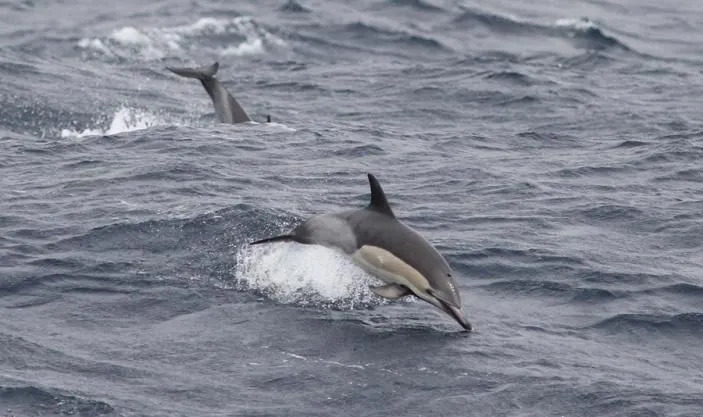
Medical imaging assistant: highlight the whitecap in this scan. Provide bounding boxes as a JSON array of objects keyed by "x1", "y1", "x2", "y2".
[
  {"x1": 554, "y1": 17, "x2": 598, "y2": 31},
  {"x1": 77, "y1": 16, "x2": 285, "y2": 61}
]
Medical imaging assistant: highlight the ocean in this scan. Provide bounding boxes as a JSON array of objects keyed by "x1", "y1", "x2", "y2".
[{"x1": 1, "y1": 0, "x2": 702, "y2": 416}]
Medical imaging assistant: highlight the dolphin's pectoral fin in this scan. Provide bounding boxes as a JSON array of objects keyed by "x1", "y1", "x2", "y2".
[{"x1": 369, "y1": 283, "x2": 412, "y2": 299}]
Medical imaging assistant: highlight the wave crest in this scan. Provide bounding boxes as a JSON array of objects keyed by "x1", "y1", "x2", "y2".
[{"x1": 77, "y1": 16, "x2": 286, "y2": 61}]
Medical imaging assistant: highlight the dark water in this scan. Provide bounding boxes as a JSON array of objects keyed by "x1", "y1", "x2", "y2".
[{"x1": 1, "y1": 0, "x2": 702, "y2": 416}]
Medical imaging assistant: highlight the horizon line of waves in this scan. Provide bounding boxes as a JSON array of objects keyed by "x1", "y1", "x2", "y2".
[{"x1": 76, "y1": 16, "x2": 286, "y2": 61}]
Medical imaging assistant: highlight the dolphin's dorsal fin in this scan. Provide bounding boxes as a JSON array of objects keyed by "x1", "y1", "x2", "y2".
[{"x1": 367, "y1": 173, "x2": 395, "y2": 217}]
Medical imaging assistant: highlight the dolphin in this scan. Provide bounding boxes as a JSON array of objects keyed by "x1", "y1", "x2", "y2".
[
  {"x1": 166, "y1": 62, "x2": 252, "y2": 124},
  {"x1": 250, "y1": 173, "x2": 471, "y2": 331}
]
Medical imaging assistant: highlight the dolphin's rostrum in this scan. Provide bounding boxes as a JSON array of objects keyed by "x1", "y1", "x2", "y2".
[
  {"x1": 251, "y1": 174, "x2": 472, "y2": 331},
  {"x1": 167, "y1": 62, "x2": 252, "y2": 124}
]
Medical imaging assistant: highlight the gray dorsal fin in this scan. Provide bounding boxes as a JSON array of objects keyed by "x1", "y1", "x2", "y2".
[{"x1": 366, "y1": 173, "x2": 395, "y2": 217}]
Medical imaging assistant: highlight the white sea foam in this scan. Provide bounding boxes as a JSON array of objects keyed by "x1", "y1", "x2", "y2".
[
  {"x1": 77, "y1": 16, "x2": 285, "y2": 60},
  {"x1": 60, "y1": 106, "x2": 161, "y2": 138},
  {"x1": 257, "y1": 121, "x2": 297, "y2": 132},
  {"x1": 221, "y1": 38, "x2": 265, "y2": 56},
  {"x1": 555, "y1": 17, "x2": 598, "y2": 31},
  {"x1": 234, "y1": 242, "x2": 382, "y2": 310},
  {"x1": 110, "y1": 26, "x2": 151, "y2": 45}
]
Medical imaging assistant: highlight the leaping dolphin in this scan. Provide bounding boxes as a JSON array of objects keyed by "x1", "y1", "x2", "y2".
[
  {"x1": 250, "y1": 174, "x2": 472, "y2": 331},
  {"x1": 166, "y1": 62, "x2": 252, "y2": 124}
]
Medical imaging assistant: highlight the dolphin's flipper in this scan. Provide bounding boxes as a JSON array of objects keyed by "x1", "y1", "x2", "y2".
[
  {"x1": 167, "y1": 61, "x2": 251, "y2": 124},
  {"x1": 369, "y1": 283, "x2": 412, "y2": 299}
]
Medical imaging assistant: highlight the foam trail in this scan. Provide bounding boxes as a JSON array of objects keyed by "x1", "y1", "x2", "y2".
[{"x1": 233, "y1": 242, "x2": 383, "y2": 310}]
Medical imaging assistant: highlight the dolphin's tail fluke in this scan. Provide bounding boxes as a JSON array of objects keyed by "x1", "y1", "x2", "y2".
[
  {"x1": 249, "y1": 234, "x2": 298, "y2": 245},
  {"x1": 166, "y1": 62, "x2": 219, "y2": 80}
]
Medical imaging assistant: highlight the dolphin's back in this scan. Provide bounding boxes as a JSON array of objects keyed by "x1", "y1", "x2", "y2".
[{"x1": 167, "y1": 62, "x2": 251, "y2": 124}]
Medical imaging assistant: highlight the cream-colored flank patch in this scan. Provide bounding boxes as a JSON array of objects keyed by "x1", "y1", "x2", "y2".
[{"x1": 352, "y1": 245, "x2": 431, "y2": 297}]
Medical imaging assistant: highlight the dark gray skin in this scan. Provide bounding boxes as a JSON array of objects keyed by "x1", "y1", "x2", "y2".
[
  {"x1": 251, "y1": 174, "x2": 471, "y2": 331},
  {"x1": 166, "y1": 62, "x2": 251, "y2": 124}
]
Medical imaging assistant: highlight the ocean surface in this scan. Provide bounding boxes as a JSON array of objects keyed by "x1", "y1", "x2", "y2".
[{"x1": 1, "y1": 0, "x2": 702, "y2": 416}]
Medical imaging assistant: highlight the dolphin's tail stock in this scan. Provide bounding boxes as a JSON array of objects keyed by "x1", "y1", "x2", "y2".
[
  {"x1": 166, "y1": 62, "x2": 219, "y2": 81},
  {"x1": 166, "y1": 61, "x2": 251, "y2": 124}
]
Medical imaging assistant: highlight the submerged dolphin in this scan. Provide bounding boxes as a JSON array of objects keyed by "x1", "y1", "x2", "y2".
[
  {"x1": 250, "y1": 174, "x2": 471, "y2": 331},
  {"x1": 166, "y1": 62, "x2": 252, "y2": 124}
]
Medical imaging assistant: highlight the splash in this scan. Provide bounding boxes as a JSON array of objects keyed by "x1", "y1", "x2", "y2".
[
  {"x1": 233, "y1": 242, "x2": 383, "y2": 310},
  {"x1": 60, "y1": 106, "x2": 162, "y2": 138},
  {"x1": 77, "y1": 16, "x2": 286, "y2": 61}
]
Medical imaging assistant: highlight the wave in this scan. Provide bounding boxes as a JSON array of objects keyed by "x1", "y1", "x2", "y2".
[
  {"x1": 482, "y1": 70, "x2": 538, "y2": 86},
  {"x1": 576, "y1": 204, "x2": 645, "y2": 222},
  {"x1": 77, "y1": 16, "x2": 286, "y2": 61},
  {"x1": 481, "y1": 279, "x2": 573, "y2": 296},
  {"x1": 480, "y1": 279, "x2": 619, "y2": 302},
  {"x1": 344, "y1": 21, "x2": 447, "y2": 50},
  {"x1": 612, "y1": 140, "x2": 651, "y2": 149},
  {"x1": 640, "y1": 283, "x2": 703, "y2": 297},
  {"x1": 0, "y1": 385, "x2": 115, "y2": 416},
  {"x1": 578, "y1": 270, "x2": 665, "y2": 286},
  {"x1": 279, "y1": 0, "x2": 311, "y2": 13},
  {"x1": 553, "y1": 18, "x2": 625, "y2": 50},
  {"x1": 452, "y1": 9, "x2": 630, "y2": 52},
  {"x1": 387, "y1": 0, "x2": 444, "y2": 12},
  {"x1": 590, "y1": 312, "x2": 703, "y2": 336},
  {"x1": 291, "y1": 20, "x2": 449, "y2": 57}
]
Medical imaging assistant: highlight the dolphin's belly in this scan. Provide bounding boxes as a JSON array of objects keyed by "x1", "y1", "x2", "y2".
[{"x1": 351, "y1": 245, "x2": 431, "y2": 296}]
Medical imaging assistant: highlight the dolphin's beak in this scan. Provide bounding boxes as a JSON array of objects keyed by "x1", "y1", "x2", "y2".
[{"x1": 439, "y1": 299, "x2": 472, "y2": 332}]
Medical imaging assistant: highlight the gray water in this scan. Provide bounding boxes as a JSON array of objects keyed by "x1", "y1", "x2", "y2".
[{"x1": 1, "y1": 0, "x2": 702, "y2": 416}]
